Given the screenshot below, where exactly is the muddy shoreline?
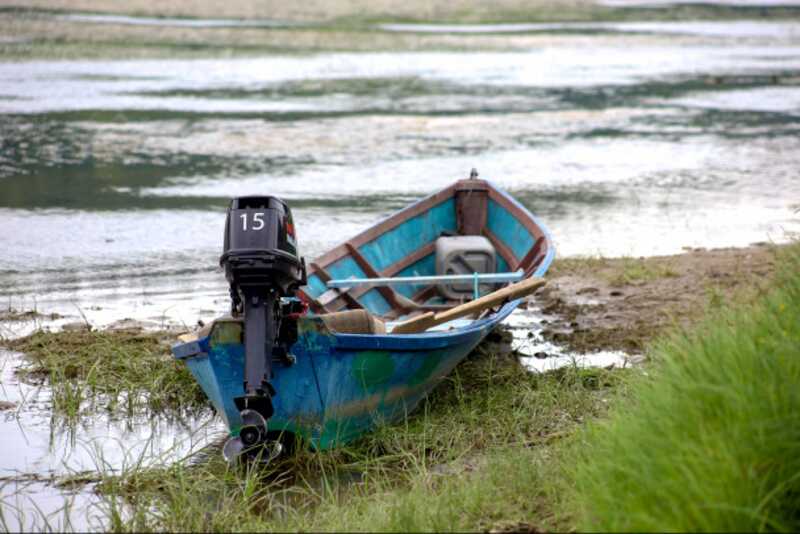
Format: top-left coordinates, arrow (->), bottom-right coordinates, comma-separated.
533,242 -> 780,354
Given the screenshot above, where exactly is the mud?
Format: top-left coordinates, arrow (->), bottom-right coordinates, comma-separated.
533,243 -> 780,353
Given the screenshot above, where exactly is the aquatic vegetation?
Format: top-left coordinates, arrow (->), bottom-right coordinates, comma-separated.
568,242 -> 800,531
5,329 -> 206,419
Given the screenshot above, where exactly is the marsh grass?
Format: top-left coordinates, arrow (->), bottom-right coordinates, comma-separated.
4,329 -> 205,418
550,254 -> 679,286
568,243 -> 800,531
607,256 -> 679,286
548,254 -> 610,276
96,347 -> 630,532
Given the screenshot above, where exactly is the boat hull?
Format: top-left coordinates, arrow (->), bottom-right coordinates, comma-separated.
174,300 -> 519,449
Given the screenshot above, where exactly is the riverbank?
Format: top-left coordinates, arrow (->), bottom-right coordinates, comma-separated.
0,242 -> 790,530
2,1 -> 799,59
0,243 -> 782,419
538,242 -> 779,353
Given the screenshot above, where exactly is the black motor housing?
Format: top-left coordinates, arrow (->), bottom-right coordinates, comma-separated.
221,196 -> 305,300
219,195 -> 306,462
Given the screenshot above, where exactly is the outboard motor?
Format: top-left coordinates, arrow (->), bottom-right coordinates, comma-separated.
219,196 -> 306,462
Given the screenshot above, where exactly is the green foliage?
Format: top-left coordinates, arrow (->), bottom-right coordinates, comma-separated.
568,244 -> 800,532
6,330 -> 205,418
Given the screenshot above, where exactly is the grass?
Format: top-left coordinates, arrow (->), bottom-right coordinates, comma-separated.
549,254 -> 611,276
607,256 -> 679,287
94,242 -> 799,531
3,329 -> 205,419
567,242 -> 800,531
95,346 -> 629,532
5,244 -> 795,531
552,254 -> 679,286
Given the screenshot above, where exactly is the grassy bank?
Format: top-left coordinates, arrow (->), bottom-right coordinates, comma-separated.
3,244 -> 794,530
97,346 -> 627,532
97,243 -> 799,531
567,243 -> 800,531
4,329 -> 205,419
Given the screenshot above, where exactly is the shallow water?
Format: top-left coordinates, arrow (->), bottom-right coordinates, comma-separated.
1,33 -> 799,326
379,20 -> 800,38
1,16 -> 799,529
504,308 -> 632,372
0,348 -> 225,531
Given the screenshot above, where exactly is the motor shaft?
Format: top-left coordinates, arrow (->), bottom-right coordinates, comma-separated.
236,288 -> 277,421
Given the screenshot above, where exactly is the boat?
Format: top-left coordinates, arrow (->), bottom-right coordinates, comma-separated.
172,171 -> 554,462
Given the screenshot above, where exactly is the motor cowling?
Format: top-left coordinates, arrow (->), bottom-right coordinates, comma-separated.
219,195 -> 306,463
221,196 -> 305,308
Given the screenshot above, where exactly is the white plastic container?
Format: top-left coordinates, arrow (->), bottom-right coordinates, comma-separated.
435,236 -> 497,300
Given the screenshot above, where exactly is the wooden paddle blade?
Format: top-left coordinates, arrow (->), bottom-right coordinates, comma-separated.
391,277 -> 546,334
391,312 -> 435,335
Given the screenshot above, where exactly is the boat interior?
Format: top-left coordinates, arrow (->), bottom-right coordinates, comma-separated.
299,178 -> 552,329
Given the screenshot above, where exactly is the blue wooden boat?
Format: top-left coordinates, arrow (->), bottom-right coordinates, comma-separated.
173,173 -> 554,460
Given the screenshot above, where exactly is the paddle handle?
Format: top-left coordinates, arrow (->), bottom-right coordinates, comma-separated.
391,277 -> 546,334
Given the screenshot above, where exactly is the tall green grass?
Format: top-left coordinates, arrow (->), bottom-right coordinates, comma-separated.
569,244 -> 800,531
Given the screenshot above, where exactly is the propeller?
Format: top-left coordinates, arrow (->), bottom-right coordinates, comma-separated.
223,409 -> 284,464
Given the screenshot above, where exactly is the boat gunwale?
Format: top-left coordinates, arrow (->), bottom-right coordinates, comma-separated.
485,181 -> 556,277
301,178 -> 555,314
173,299 -> 522,359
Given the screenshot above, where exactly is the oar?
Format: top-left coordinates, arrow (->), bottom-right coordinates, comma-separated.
391,277 -> 547,334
